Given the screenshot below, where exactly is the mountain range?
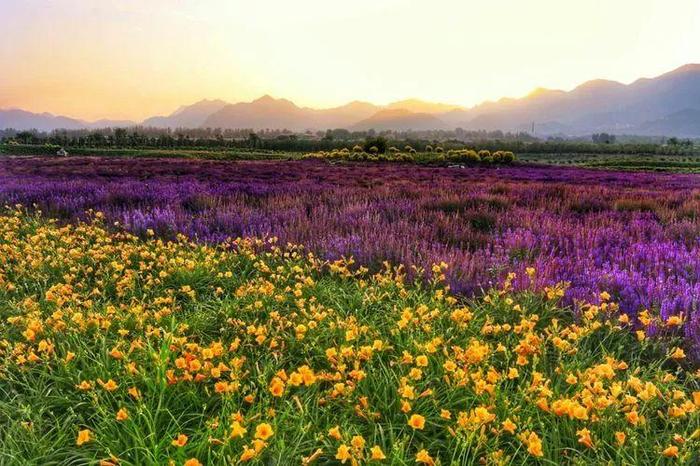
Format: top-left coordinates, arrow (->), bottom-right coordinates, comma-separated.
0,109 -> 133,132
3,64 -> 700,137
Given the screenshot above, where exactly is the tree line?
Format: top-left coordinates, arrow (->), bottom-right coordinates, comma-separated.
1,127 -> 696,155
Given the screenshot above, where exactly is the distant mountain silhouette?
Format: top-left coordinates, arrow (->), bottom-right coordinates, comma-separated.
385,99 -> 464,114
203,96 -> 380,131
142,99 -> 228,128
312,101 -> 380,128
443,64 -> 700,135
351,109 -> 447,131
0,109 -> 134,131
204,95 -> 312,131
3,64 -> 700,136
633,108 -> 700,137
0,109 -> 84,131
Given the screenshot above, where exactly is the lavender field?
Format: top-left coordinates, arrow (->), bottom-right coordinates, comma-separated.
2,156 -> 699,345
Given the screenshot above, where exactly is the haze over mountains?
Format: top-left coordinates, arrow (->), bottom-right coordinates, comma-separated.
3,64 -> 700,137
0,109 -> 133,133
142,99 -> 228,128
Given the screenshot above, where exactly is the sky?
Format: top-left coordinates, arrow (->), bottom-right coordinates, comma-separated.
1,0 -> 699,121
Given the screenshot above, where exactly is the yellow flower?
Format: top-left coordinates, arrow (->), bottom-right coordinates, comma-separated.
254,423 -> 274,440
215,381 -> 231,394
626,410 -> 642,426
415,449 -> 435,465
576,428 -> 594,449
328,425 -> 342,440
269,377 -> 285,397
115,408 -> 128,421
407,414 -> 425,430
443,360 -> 457,372
670,347 -> 686,360
99,379 -> 118,391
109,347 -> 123,359
615,431 -> 626,446
472,406 -> 495,424
99,457 -> 119,466
184,460 -> 202,466
172,434 -> 188,447
335,444 -> 352,463
240,446 -> 257,461
400,385 -> 416,400
523,432 -> 543,457
666,315 -> 684,327
76,380 -> 93,391
230,421 -> 247,438
76,429 -> 92,446
252,439 -> 266,452
662,445 -> 679,458
350,435 -> 365,450
288,372 -> 303,386
370,445 -> 386,460
501,418 -> 517,434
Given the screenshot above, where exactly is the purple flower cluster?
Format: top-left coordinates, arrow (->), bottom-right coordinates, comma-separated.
2,156 -> 699,346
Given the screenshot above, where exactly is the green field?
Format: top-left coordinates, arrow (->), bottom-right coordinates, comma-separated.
519,152 -> 700,173
4,143 -> 700,172
0,144 -> 292,161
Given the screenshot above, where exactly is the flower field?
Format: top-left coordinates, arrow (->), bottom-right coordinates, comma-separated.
1,208 -> 699,465
1,157 -> 698,352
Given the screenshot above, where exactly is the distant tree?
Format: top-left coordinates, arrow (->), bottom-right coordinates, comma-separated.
592,133 -> 616,144
114,128 -> 128,147
15,131 -> 35,144
362,136 -> 387,154
330,128 -> 351,140
248,132 -> 261,148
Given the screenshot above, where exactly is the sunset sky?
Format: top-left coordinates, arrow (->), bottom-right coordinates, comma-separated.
2,0 -> 699,121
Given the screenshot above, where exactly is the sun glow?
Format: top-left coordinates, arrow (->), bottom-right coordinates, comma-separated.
2,0 -> 699,120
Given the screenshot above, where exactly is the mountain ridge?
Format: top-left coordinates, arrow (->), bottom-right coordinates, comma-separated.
3,63 -> 700,136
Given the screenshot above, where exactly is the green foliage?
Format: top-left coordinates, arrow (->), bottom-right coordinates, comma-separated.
302,147 -> 515,166
362,137 -> 387,154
